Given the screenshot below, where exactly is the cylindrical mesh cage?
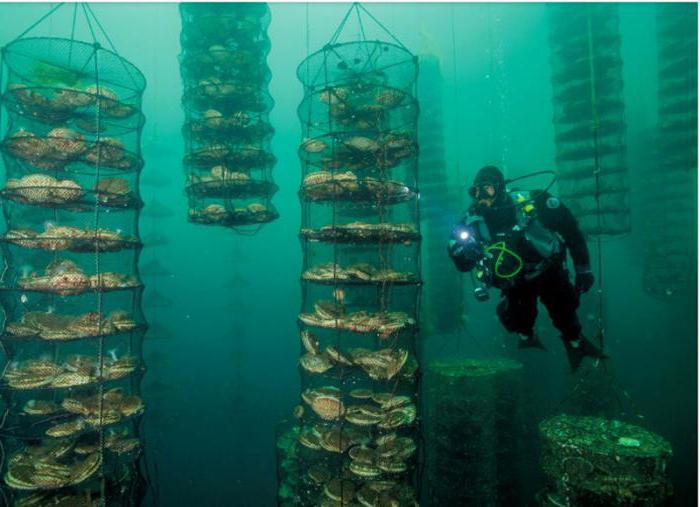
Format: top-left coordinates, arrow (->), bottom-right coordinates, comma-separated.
0,29 -> 148,506
424,359 -> 523,506
547,4 -> 631,236
277,11 -> 422,505
179,2 -> 278,232
537,415 -> 673,506
641,4 -> 698,299
417,54 -> 463,336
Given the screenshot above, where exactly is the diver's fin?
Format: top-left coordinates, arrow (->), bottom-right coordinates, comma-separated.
564,336 -> 608,372
518,333 -> 546,351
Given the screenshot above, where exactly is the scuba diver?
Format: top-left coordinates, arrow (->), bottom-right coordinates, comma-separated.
448,165 -> 606,372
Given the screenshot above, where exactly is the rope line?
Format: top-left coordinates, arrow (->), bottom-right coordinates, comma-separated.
68,2 -> 77,64
84,3 -> 115,51
586,6 -> 605,352
357,3 -> 409,51
0,3 -> 145,504
89,41 -> 108,507
328,4 -> 356,46
8,2 -> 65,44
354,4 -> 366,42
81,3 -> 98,45
327,3 -> 409,52
84,3 -> 141,89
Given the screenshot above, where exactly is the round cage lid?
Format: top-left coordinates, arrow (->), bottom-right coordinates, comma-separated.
3,37 -> 146,96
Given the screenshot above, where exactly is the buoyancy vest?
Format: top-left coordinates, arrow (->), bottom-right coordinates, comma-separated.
486,191 -> 563,281
510,191 -> 563,262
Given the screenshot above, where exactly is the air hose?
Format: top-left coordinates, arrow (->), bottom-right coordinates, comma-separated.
485,241 -> 523,279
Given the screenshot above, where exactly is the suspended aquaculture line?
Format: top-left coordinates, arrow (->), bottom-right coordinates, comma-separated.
541,8 -> 675,505
0,3 -> 148,505
548,3 -> 631,353
449,9 -> 469,339
417,54 -> 464,337
277,4 -> 422,505
641,3 -> 698,299
179,2 -> 278,234
587,8 -> 606,354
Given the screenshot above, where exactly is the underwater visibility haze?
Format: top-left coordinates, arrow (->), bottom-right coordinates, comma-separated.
0,2 -> 695,506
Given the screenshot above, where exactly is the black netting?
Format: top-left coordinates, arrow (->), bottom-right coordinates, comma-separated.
0,14 -> 148,506
547,4 -> 631,236
424,360 -> 523,505
179,2 -> 278,232
641,4 -> 698,300
277,6 -> 421,506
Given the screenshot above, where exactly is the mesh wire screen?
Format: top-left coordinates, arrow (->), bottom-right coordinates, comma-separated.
547,4 -> 631,236
179,2 -> 278,232
640,4 -> 698,300
0,26 -> 147,506
424,359 -> 523,506
277,7 -> 422,506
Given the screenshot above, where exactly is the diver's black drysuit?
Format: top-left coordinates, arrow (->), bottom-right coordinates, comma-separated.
450,189 -> 591,345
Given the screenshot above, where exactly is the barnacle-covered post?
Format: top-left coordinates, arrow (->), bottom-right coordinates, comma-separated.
547,3 -> 630,236
641,4 -> 698,299
179,2 -> 278,232
424,359 -> 523,505
0,6 -> 148,505
277,4 -> 422,505
538,415 -> 673,505
417,53 -> 464,336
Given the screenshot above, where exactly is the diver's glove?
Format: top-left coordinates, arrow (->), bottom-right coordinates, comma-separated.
574,266 -> 594,294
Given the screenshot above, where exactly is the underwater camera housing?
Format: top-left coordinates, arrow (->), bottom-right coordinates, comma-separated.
451,215 -> 493,301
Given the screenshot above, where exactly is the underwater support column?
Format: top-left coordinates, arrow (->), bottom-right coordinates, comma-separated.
0,6 -> 149,504
278,4 -> 422,505
179,2 -> 278,232
424,359 -> 523,506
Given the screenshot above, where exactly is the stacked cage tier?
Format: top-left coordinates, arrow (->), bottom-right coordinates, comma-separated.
548,4 -> 631,236
424,359 -> 523,506
0,37 -> 148,505
642,4 -> 698,299
179,2 -> 278,231
279,39 -> 422,506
